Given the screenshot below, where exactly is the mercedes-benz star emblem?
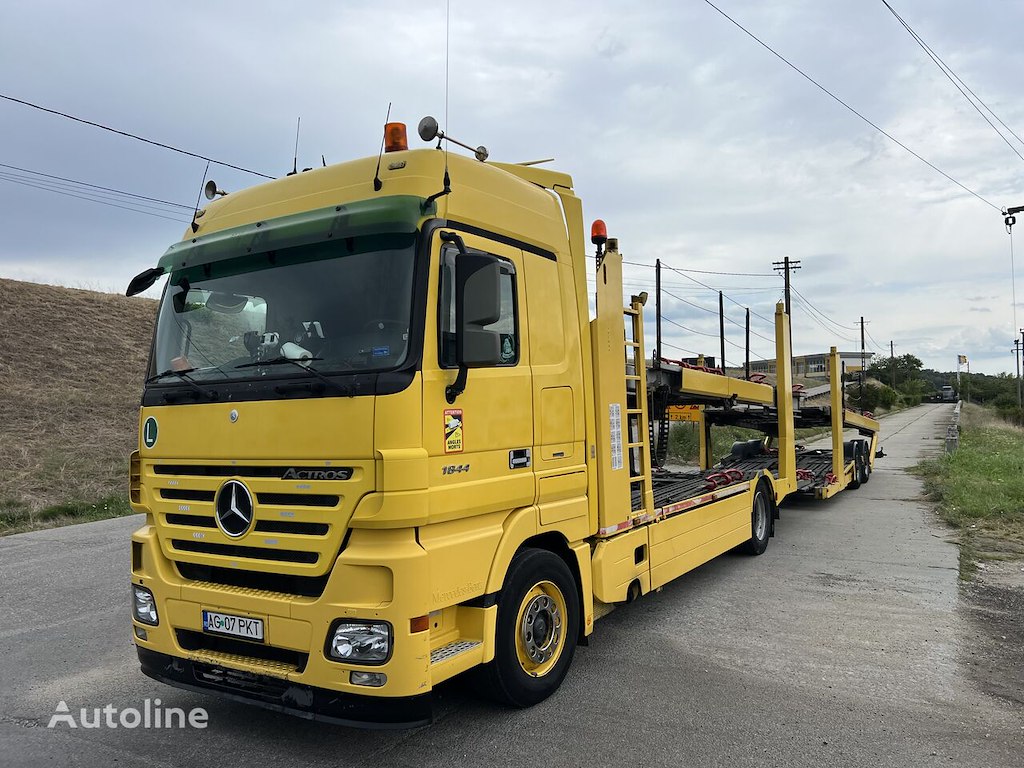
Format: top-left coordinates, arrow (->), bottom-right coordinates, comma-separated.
214,480 -> 254,538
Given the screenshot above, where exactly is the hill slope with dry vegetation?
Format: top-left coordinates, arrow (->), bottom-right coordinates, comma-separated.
0,278 -> 156,530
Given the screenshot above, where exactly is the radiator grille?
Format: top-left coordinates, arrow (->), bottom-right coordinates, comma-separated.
172,539 -> 319,564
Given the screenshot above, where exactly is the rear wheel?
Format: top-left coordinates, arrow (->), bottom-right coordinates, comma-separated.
846,440 -> 862,489
742,483 -> 772,555
477,548 -> 579,708
857,440 -> 871,484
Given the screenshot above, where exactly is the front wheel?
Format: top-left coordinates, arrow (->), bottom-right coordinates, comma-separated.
477,548 -> 580,708
742,483 -> 772,556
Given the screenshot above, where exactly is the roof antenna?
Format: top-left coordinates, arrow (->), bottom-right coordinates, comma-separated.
287,117 -> 301,176
322,154 -> 327,167
190,160 -> 210,233
372,102 -> 393,191
422,1 -> 455,213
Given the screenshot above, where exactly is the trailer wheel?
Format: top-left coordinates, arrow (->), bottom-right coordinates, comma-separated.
478,548 -> 580,708
856,439 -> 871,484
845,440 -> 862,490
742,482 -> 772,556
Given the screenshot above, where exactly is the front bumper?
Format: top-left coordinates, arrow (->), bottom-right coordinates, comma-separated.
137,647 -> 431,729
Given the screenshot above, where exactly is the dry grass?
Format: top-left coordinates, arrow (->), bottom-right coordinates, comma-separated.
0,277 -> 157,531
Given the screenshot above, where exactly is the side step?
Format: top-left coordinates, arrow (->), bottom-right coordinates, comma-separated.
429,638 -> 485,685
430,639 -> 481,666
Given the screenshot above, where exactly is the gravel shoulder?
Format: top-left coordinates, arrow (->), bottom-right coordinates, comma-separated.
962,561 -> 1024,707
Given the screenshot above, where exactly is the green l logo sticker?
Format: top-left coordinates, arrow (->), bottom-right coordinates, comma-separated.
143,417 -> 158,449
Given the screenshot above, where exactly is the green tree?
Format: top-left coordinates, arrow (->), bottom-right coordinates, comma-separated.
867,353 -> 923,388
849,382 -> 898,412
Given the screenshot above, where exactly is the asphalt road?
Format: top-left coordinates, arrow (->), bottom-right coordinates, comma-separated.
2,403 -> 1021,767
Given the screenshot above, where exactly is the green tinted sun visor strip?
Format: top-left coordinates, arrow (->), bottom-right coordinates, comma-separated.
156,195 -> 432,273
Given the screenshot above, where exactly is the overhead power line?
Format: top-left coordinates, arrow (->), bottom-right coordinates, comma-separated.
790,285 -> 859,332
660,261 -> 778,326
622,259 -> 775,277
591,275 -> 773,293
0,173 -> 190,223
665,313 -> 773,358
790,295 -> 858,343
865,327 -> 888,355
664,315 -> 719,338
0,162 -> 193,209
612,261 -> 780,330
881,0 -> 1024,160
662,340 -> 703,357
0,92 -> 275,179
661,287 -> 775,344
662,287 -> 719,317
698,0 -> 1002,213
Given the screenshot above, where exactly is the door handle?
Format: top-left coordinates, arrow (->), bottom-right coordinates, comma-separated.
509,448 -> 531,469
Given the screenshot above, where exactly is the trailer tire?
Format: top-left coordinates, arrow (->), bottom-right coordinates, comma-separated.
477,548 -> 580,708
856,439 -> 871,484
845,440 -> 862,490
742,482 -> 772,556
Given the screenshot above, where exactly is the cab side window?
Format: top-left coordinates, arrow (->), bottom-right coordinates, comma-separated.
440,245 -> 518,367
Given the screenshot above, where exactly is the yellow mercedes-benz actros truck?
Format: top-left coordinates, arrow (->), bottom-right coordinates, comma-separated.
127,119 -> 802,727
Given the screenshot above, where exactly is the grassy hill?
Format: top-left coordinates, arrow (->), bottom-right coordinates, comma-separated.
0,278 -> 156,531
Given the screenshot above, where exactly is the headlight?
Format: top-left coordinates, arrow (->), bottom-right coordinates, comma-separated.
132,585 -> 158,626
327,620 -> 391,664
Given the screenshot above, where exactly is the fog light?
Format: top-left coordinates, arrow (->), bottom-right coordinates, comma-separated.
134,625 -> 149,641
350,671 -> 387,687
132,585 -> 158,626
327,620 -> 391,664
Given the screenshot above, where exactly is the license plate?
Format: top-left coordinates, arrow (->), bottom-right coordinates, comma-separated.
202,610 -> 264,642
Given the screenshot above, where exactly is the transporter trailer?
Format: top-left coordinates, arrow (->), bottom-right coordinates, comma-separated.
125,118 -> 874,727
651,350 -> 880,500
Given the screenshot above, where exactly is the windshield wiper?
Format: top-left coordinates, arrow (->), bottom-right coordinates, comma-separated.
147,368 -> 219,401
235,357 -> 355,396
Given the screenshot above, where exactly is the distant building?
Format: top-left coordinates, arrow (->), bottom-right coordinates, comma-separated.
748,351 -> 874,379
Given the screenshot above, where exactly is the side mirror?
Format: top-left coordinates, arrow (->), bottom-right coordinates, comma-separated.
455,252 -> 502,367
125,266 -> 165,297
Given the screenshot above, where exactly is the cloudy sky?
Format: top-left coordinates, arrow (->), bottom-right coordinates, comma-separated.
2,1 -> 1023,373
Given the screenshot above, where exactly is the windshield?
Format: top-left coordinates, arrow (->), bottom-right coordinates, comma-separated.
150,234 -> 416,382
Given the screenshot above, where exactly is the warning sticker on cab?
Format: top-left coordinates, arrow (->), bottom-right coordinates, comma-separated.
444,408 -> 464,454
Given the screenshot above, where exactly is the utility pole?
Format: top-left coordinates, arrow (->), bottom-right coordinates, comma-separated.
841,361 -> 847,408
1019,327 -> 1024,407
772,256 -> 802,316
719,291 -> 726,372
772,256 -> 801,372
1014,338 -> 1022,408
859,316 -> 866,403
745,308 -> 751,381
655,259 -> 662,369
890,340 -> 896,390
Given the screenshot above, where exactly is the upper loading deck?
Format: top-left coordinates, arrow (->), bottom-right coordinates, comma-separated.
648,345 -> 880,499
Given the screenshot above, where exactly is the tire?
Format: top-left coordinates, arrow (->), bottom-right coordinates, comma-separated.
477,548 -> 580,708
845,440 -> 862,490
742,482 -> 772,556
857,439 -> 871,484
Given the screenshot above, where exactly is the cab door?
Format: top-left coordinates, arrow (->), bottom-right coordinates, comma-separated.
522,250 -> 588,529
421,229 -> 535,522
